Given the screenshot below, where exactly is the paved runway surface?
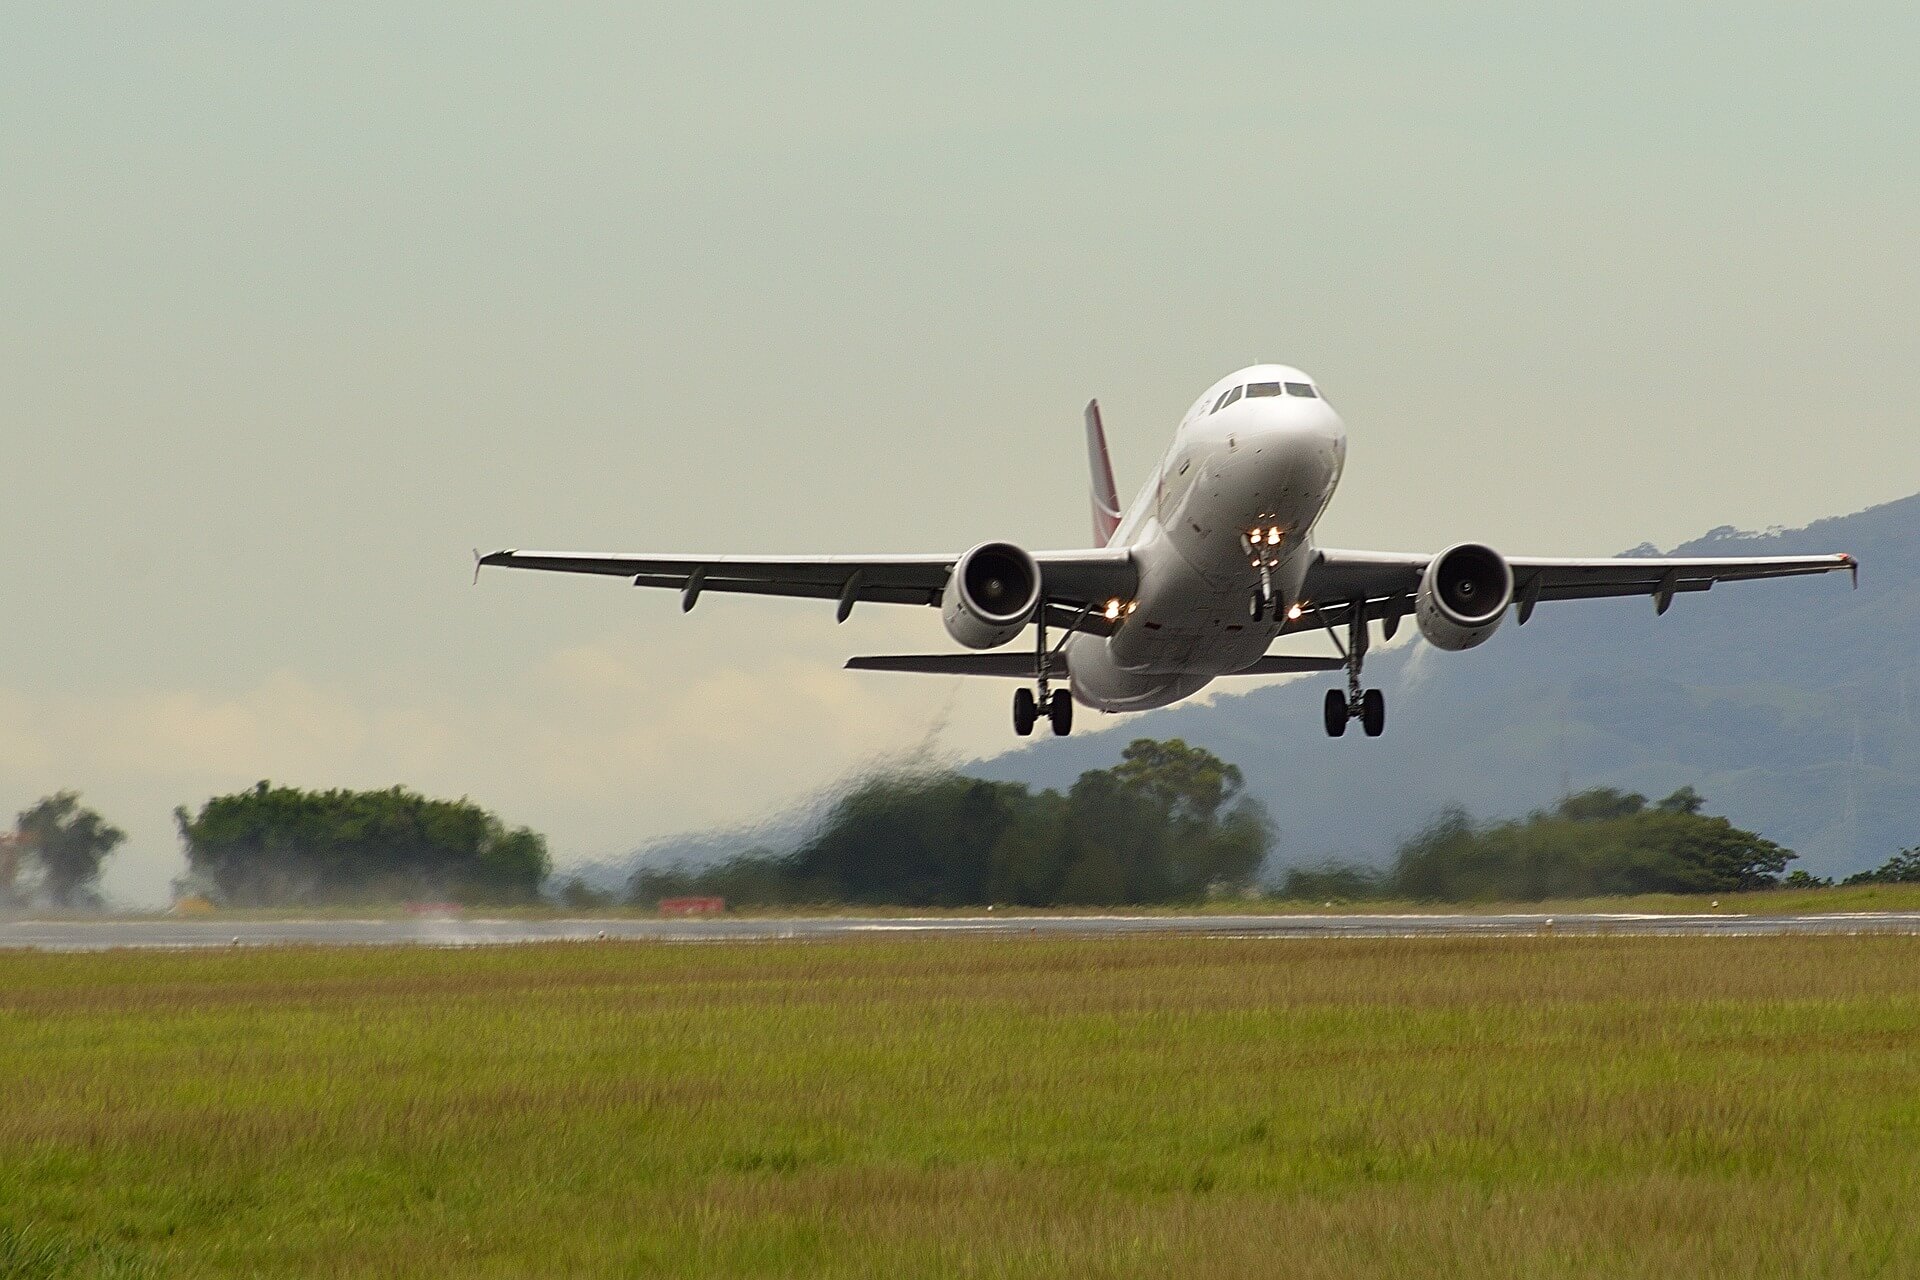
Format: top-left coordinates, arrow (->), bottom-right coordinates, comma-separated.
9,910 -> 1920,951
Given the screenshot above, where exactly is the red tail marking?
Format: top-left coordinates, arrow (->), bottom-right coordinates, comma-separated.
1084,400 -> 1121,547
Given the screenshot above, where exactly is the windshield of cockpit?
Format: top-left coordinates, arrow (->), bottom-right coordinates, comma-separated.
1211,380 -> 1318,412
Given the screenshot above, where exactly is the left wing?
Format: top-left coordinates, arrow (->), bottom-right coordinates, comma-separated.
1290,547 -> 1857,636
477,547 -> 1138,632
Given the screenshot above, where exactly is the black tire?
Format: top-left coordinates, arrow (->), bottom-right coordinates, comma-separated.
1361,688 -> 1386,737
1249,594 -> 1264,621
1323,688 -> 1348,737
1013,687 -> 1037,737
1048,689 -> 1074,736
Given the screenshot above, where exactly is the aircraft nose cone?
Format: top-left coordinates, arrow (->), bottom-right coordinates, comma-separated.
1242,394 -> 1341,442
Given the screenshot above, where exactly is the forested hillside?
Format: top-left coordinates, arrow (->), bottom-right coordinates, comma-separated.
982,494 -> 1920,880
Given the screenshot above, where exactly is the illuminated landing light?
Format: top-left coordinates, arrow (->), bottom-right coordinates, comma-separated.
1103,598 -> 1122,621
1266,527 -> 1282,545
1286,603 -> 1305,621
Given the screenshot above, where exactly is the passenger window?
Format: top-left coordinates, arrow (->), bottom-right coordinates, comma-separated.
1285,382 -> 1317,398
1245,382 -> 1283,398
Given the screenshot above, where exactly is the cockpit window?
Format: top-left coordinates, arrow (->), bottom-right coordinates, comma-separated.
1212,387 -> 1235,412
1214,385 -> 1244,412
1285,382 -> 1317,397
1245,382 -> 1283,398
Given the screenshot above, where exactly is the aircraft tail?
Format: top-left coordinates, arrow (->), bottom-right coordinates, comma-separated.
1084,400 -> 1121,546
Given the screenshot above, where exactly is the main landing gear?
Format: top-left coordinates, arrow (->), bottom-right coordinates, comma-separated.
1013,601 -> 1075,737
1320,602 -> 1386,738
1013,686 -> 1072,737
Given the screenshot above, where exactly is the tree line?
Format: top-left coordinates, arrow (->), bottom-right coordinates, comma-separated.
173,783 -> 549,906
3,785 -> 549,909
632,739 -> 1271,908
13,758 -> 1920,911
1281,786 -> 1814,902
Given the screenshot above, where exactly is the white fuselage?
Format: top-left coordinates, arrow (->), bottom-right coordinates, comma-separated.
1067,364 -> 1347,712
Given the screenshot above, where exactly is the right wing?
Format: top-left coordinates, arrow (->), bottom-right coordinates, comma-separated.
477,546 -> 1139,632
1289,547 -> 1857,636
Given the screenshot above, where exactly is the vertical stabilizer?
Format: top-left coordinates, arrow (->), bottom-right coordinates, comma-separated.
1084,400 -> 1121,547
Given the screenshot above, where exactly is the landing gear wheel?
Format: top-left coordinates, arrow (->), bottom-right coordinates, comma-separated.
1013,687 -> 1037,737
1048,690 -> 1074,737
1361,688 -> 1386,738
1323,688 -> 1348,738
1249,594 -> 1264,621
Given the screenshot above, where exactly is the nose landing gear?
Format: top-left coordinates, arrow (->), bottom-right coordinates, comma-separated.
1242,526 -> 1287,622
1319,601 -> 1387,738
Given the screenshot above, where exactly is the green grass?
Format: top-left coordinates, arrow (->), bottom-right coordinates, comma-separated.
5,935 -> 1920,1277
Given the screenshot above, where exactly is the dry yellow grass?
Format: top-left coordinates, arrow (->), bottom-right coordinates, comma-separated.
3,935 -> 1919,1277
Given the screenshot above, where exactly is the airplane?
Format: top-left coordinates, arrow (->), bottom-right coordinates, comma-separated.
479,364 -> 1857,739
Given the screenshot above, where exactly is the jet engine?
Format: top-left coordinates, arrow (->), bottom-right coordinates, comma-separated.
1415,542 -> 1513,651
941,541 -> 1042,649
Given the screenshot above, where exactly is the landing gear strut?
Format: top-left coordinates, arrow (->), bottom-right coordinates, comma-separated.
1319,602 -> 1386,738
1242,529 -> 1284,622
1012,601 -> 1077,737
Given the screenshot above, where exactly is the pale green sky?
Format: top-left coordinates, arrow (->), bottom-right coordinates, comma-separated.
3,4 -> 1916,902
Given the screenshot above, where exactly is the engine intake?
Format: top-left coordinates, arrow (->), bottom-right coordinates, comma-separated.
942,542 -> 1042,649
1416,543 -> 1513,651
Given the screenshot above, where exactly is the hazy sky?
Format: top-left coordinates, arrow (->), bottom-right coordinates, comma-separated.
4,4 -> 1916,903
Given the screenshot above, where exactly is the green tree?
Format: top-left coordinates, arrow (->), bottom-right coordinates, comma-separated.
1385,789 -> 1793,901
1109,738 -> 1244,826
176,783 -> 549,906
780,774 -> 1024,906
1656,786 -> 1707,815
630,739 -> 1275,909
556,876 -> 616,909
1844,847 -> 1920,885
1105,738 -> 1270,897
1280,860 -> 1384,902
15,792 -> 125,908
1554,788 -> 1648,822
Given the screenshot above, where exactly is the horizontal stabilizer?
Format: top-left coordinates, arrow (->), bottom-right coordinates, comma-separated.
846,653 -> 1057,678
846,652 -> 1345,678
1233,655 -> 1346,675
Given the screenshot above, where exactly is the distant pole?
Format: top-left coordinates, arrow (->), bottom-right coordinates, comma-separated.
1843,717 -> 1863,865
0,833 -> 21,906
1558,703 -> 1571,801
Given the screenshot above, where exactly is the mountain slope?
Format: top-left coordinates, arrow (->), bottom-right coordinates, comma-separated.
978,494 -> 1920,880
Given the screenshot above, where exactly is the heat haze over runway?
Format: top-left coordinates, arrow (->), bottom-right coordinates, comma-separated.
9,911 -> 1920,952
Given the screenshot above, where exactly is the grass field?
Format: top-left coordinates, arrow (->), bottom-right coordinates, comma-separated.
5,935 -> 1920,1277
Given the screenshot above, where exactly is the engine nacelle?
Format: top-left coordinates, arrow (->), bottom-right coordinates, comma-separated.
1416,542 -> 1513,651
942,541 -> 1042,650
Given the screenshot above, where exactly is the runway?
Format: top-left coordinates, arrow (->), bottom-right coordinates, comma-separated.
9,910 -> 1920,951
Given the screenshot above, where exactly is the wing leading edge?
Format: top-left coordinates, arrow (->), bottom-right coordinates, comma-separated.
476,546 -> 1138,632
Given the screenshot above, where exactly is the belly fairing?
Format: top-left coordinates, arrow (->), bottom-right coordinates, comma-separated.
1065,634 -> 1211,712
